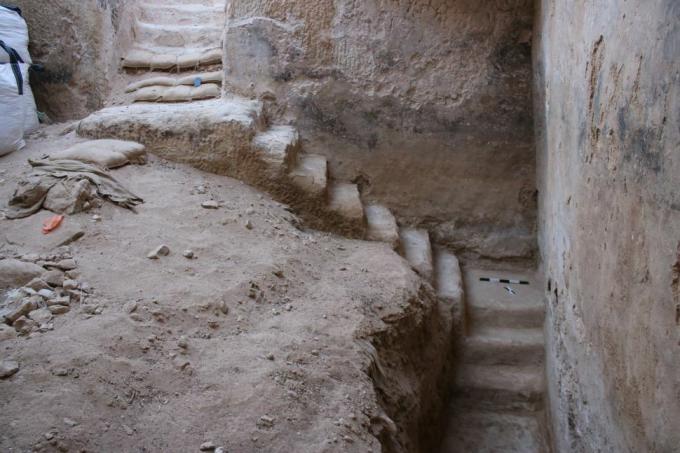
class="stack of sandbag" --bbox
[0,5,39,157]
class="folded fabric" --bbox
[6,158,143,219]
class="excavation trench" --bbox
[359,285,457,453]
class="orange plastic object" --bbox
[42,215,64,234]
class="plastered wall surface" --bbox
[534,0,680,451]
[226,0,536,258]
[12,0,134,121]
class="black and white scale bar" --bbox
[480,277,530,285]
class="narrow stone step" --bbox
[131,83,220,103]
[465,268,545,330]
[439,409,548,453]
[77,98,263,175]
[364,204,398,247]
[139,4,225,27]
[134,22,223,48]
[289,154,328,197]
[435,249,464,330]
[328,183,364,222]
[122,46,222,70]
[462,327,544,366]
[252,126,300,177]
[454,364,544,411]
[399,228,434,281]
[125,71,223,93]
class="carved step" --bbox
[454,364,544,412]
[77,98,263,176]
[435,249,465,331]
[399,228,434,281]
[289,154,328,197]
[462,327,545,366]
[439,409,548,453]
[252,126,300,177]
[364,204,398,247]
[134,22,223,48]
[328,183,364,222]
[465,268,545,330]
[139,4,225,27]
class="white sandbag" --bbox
[0,6,31,63]
[0,62,27,156]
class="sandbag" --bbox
[0,5,30,63]
[0,61,27,156]
[48,139,147,169]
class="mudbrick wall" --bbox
[226,0,536,259]
[11,0,135,121]
[534,1,680,451]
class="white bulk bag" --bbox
[0,61,27,156]
[0,5,30,63]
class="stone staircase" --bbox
[75,5,548,450]
[118,0,226,104]
[439,268,549,452]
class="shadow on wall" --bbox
[225,0,536,259]
[11,0,131,121]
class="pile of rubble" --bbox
[0,248,94,338]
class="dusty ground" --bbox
[0,126,452,452]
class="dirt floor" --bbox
[0,126,452,452]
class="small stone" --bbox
[0,360,19,378]
[245,207,255,215]
[94,307,103,315]
[199,441,216,451]
[215,448,226,453]
[62,280,79,290]
[29,308,53,324]
[219,301,229,315]
[147,245,170,259]
[178,336,189,349]
[245,220,254,230]
[124,301,138,314]
[38,289,56,299]
[25,277,51,291]
[47,296,71,307]
[92,215,102,222]
[196,185,207,194]
[122,424,134,436]
[272,309,280,316]
[4,297,40,324]
[182,250,194,259]
[52,367,69,376]
[54,259,77,271]
[201,200,219,209]
[64,418,78,427]
[42,270,66,287]
[49,305,70,315]
[258,415,274,428]
[266,353,275,361]
[311,349,320,356]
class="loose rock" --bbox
[199,441,216,451]
[148,245,170,259]
[182,250,194,259]
[201,200,219,209]
[42,270,66,287]
[0,360,19,378]
[48,305,70,315]
[0,259,45,290]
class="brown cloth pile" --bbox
[6,159,143,219]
